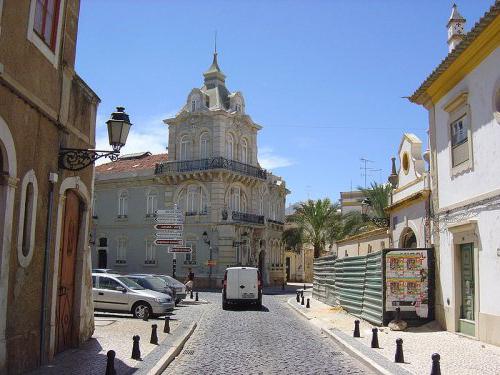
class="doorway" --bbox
[285,257,291,281]
[55,190,81,354]
[458,243,475,336]
[97,249,107,269]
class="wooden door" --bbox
[459,243,475,336]
[55,190,81,354]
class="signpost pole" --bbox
[209,245,212,288]
[172,253,176,278]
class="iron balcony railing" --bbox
[154,157,267,180]
[232,211,265,224]
[267,218,284,225]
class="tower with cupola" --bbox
[447,4,466,52]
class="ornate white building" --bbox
[154,52,289,286]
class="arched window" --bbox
[226,134,234,160]
[118,190,128,216]
[200,132,210,159]
[230,187,241,212]
[177,185,207,215]
[146,190,158,216]
[17,170,38,267]
[180,135,191,161]
[241,138,248,164]
[116,237,127,264]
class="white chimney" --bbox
[447,4,466,52]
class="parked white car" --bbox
[92,273,174,318]
[222,267,262,310]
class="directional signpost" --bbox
[154,207,184,278]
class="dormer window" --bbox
[191,100,196,112]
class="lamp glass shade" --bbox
[106,107,132,151]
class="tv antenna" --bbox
[360,158,374,188]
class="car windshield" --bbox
[117,277,144,290]
[156,275,181,286]
[146,277,167,290]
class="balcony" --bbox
[232,211,265,225]
[267,218,284,226]
[154,157,267,180]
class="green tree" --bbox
[282,226,303,253]
[358,182,391,219]
[289,198,338,258]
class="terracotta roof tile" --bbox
[95,153,168,174]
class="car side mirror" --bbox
[116,286,126,293]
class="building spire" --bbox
[447,3,466,52]
[203,33,226,86]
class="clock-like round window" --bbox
[402,152,410,174]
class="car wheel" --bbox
[132,302,152,319]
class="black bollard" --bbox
[371,328,379,348]
[395,306,401,321]
[105,350,116,375]
[306,298,310,308]
[296,291,300,303]
[150,324,158,345]
[353,320,360,338]
[301,295,305,305]
[195,292,199,302]
[395,338,404,363]
[131,335,141,360]
[303,284,306,291]
[282,281,285,291]
[142,307,149,322]
[301,290,304,298]
[431,353,441,375]
[190,290,193,299]
[163,316,170,334]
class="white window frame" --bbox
[145,239,156,264]
[230,187,240,212]
[226,134,234,160]
[116,237,127,264]
[17,170,38,268]
[26,0,65,68]
[180,135,191,161]
[200,132,209,159]
[146,190,158,215]
[118,190,128,217]
[241,138,248,164]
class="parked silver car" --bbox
[92,273,174,319]
[130,273,187,303]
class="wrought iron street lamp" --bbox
[202,231,213,288]
[59,106,132,171]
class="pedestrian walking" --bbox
[185,267,195,292]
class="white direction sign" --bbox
[154,224,183,231]
[168,246,192,254]
[154,239,183,246]
[155,231,183,239]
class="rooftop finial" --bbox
[214,30,217,55]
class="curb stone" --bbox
[134,321,197,375]
[287,297,412,375]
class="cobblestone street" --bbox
[164,292,372,375]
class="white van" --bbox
[222,267,262,309]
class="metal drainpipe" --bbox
[40,177,56,364]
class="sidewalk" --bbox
[288,291,500,375]
[32,313,197,375]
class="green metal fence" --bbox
[313,251,384,326]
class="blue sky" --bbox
[76,0,493,205]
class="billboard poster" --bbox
[385,250,429,318]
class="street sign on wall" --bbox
[155,231,183,239]
[154,239,183,246]
[168,247,192,254]
[154,224,183,231]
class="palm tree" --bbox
[358,182,391,219]
[289,198,338,258]
[282,226,303,253]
